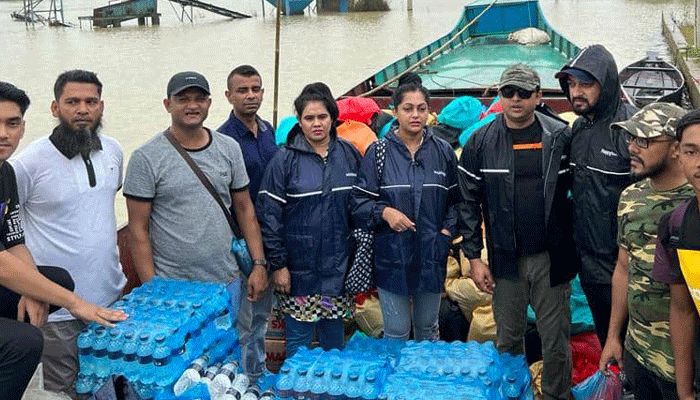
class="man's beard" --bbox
[55,117,102,157]
[630,156,665,180]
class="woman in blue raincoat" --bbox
[256,83,361,356]
[351,82,460,340]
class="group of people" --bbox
[0,42,699,400]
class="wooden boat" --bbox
[619,52,685,107]
[342,0,580,114]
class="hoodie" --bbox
[557,45,638,285]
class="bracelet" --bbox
[252,259,268,266]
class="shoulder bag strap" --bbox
[164,130,243,238]
[375,139,388,182]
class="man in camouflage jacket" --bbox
[598,103,693,400]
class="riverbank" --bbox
[663,12,700,107]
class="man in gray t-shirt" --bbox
[123,71,268,300]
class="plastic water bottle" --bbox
[92,327,110,379]
[75,372,95,395]
[136,333,155,392]
[258,389,275,400]
[362,371,379,400]
[292,368,310,399]
[327,369,344,399]
[276,365,295,399]
[220,388,241,400]
[230,372,250,397]
[153,333,173,386]
[502,374,520,399]
[121,330,139,378]
[200,362,223,389]
[77,331,94,375]
[209,361,239,398]
[346,372,363,400]
[172,355,209,396]
[309,370,326,400]
[241,384,261,400]
[106,328,124,373]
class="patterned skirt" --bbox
[277,293,354,322]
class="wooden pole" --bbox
[693,0,700,49]
[261,0,265,18]
[272,0,282,128]
[407,0,413,11]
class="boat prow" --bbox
[343,0,580,112]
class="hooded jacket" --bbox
[256,125,361,296]
[350,128,460,296]
[558,45,638,285]
[458,112,579,287]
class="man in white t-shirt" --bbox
[10,70,126,397]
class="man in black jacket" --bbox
[459,64,577,400]
[556,45,637,346]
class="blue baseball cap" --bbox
[555,67,596,84]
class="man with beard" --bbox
[10,70,126,396]
[652,109,700,400]
[217,65,276,382]
[555,45,638,346]
[598,103,691,400]
[124,72,267,315]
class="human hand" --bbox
[67,298,128,328]
[247,265,269,302]
[272,268,291,294]
[469,259,494,294]
[17,296,49,327]
[599,337,624,371]
[382,207,416,233]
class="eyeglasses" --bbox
[624,132,675,149]
[500,86,535,99]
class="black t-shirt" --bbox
[0,162,25,251]
[510,120,546,256]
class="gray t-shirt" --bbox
[123,129,249,282]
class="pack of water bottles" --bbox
[276,332,534,400]
[76,277,240,399]
[276,346,391,400]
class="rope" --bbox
[359,0,500,97]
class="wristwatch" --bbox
[252,258,269,271]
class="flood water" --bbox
[0,0,693,223]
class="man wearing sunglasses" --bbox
[599,103,691,400]
[555,45,638,348]
[459,64,577,399]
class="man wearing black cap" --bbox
[124,71,268,302]
[556,45,638,347]
[459,64,577,399]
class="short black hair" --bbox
[53,70,102,100]
[676,109,700,142]
[392,82,430,108]
[227,65,261,87]
[294,82,339,122]
[0,81,31,116]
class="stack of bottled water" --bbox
[276,346,390,400]
[76,277,239,399]
[275,333,533,400]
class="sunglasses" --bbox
[623,132,675,149]
[500,86,536,99]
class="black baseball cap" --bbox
[554,67,595,84]
[166,71,210,97]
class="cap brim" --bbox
[610,120,662,138]
[555,68,595,84]
[498,80,539,91]
[169,84,210,97]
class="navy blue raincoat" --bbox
[256,125,361,296]
[350,128,460,295]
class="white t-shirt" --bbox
[11,134,126,322]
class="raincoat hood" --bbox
[557,44,622,120]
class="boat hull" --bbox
[620,56,685,107]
